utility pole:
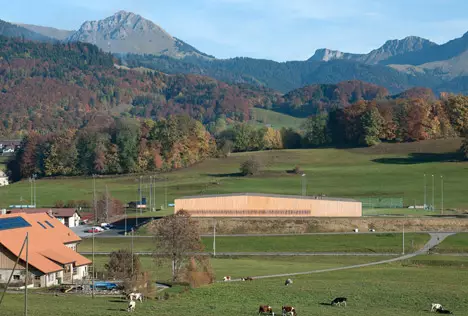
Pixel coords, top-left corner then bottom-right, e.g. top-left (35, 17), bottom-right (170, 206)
top-left (213, 219), bottom-right (216, 257)
top-left (33, 174), bottom-right (36, 207)
top-left (164, 177), bottom-right (168, 210)
top-left (105, 185), bottom-right (109, 223)
top-left (432, 174), bottom-right (435, 211)
top-left (29, 178), bottom-right (33, 207)
top-left (24, 232), bottom-right (29, 316)
top-left (92, 174), bottom-right (96, 299)
top-left (131, 228), bottom-right (134, 277)
top-left (441, 176), bottom-right (444, 215)
top-left (149, 176), bottom-right (153, 212)
top-left (423, 174), bottom-right (426, 210)
top-left (139, 176), bottom-right (142, 215)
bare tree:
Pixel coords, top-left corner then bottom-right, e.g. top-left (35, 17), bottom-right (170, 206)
top-left (95, 192), bottom-right (124, 223)
top-left (104, 249), bottom-right (141, 280)
top-left (153, 210), bottom-right (205, 282)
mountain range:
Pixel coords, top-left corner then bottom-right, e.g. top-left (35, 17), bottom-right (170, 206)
top-left (1, 11), bottom-right (468, 95)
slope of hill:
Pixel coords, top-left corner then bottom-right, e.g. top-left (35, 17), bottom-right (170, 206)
top-left (249, 108), bottom-right (306, 129)
top-left (270, 80), bottom-right (389, 117)
top-left (17, 23), bottom-right (74, 40)
top-left (67, 11), bottom-right (212, 58)
top-left (124, 54), bottom-right (442, 94)
top-left (0, 19), bottom-right (53, 42)
top-left (0, 36), bottom-right (275, 137)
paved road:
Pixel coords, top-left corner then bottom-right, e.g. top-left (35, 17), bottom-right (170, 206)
top-left (222, 232), bottom-right (454, 282)
top-left (81, 231), bottom-right (463, 239)
top-left (79, 251), bottom-right (398, 256)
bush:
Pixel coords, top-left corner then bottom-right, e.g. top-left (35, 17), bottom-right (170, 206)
top-left (55, 200), bottom-right (65, 208)
top-left (460, 138), bottom-right (468, 160)
top-left (240, 156), bottom-right (262, 176)
top-left (290, 165), bottom-right (303, 174)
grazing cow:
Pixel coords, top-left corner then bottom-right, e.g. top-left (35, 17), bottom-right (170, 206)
top-left (436, 308), bottom-right (453, 314)
top-left (258, 305), bottom-right (274, 315)
top-left (285, 278), bottom-right (293, 286)
top-left (127, 293), bottom-right (143, 302)
top-left (127, 300), bottom-right (136, 312)
top-left (242, 277), bottom-right (254, 281)
top-left (369, 228), bottom-right (376, 232)
top-left (331, 297), bottom-right (347, 307)
top-left (223, 276), bottom-right (231, 281)
top-left (281, 306), bottom-right (296, 316)
top-left (432, 303), bottom-right (443, 312)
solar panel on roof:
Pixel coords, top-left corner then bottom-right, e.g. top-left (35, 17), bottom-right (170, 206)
top-left (0, 217), bottom-right (31, 231)
top-left (37, 221), bottom-right (47, 229)
top-left (45, 220), bottom-right (54, 228)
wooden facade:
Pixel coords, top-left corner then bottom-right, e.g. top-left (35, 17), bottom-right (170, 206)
top-left (175, 194), bottom-right (362, 217)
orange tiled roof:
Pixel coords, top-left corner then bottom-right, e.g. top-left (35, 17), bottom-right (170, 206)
top-left (0, 213), bottom-right (91, 274)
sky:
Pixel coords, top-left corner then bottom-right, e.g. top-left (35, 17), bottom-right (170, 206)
top-left (1, 0), bottom-right (468, 61)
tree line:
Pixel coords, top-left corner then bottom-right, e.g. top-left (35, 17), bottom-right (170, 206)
top-left (215, 94), bottom-right (468, 158)
top-left (8, 115), bottom-right (215, 180)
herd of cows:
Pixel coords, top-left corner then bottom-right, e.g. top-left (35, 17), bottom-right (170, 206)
top-left (122, 277), bottom-right (454, 314)
top-left (221, 276), bottom-right (454, 315)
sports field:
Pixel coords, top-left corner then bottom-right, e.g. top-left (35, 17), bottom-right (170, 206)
top-left (78, 234), bottom-right (429, 254)
top-left (3, 258), bottom-right (468, 316)
top-left (0, 138), bottom-right (465, 212)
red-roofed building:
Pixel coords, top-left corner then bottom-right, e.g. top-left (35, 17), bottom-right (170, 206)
top-left (0, 213), bottom-right (91, 288)
top-left (9, 208), bottom-right (81, 227)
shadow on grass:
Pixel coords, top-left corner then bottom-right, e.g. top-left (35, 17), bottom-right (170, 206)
top-left (372, 152), bottom-right (461, 165)
top-left (205, 172), bottom-right (243, 178)
top-left (319, 302), bottom-right (332, 306)
top-left (107, 308), bottom-right (127, 312)
top-left (109, 299), bottom-right (127, 303)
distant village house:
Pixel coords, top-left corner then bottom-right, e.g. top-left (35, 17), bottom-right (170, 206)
top-left (8, 208), bottom-right (81, 228)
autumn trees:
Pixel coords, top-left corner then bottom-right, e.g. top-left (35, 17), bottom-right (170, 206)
top-left (152, 211), bottom-right (213, 285)
top-left (9, 115), bottom-right (215, 180)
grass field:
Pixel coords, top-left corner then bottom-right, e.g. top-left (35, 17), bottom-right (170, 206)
top-left (433, 233), bottom-right (468, 253)
top-left (0, 138), bottom-right (466, 210)
top-left (89, 255), bottom-right (392, 281)
top-left (79, 233), bottom-right (429, 254)
top-left (362, 208), bottom-right (459, 216)
top-left (249, 107), bottom-right (306, 129)
top-left (3, 261), bottom-right (468, 316)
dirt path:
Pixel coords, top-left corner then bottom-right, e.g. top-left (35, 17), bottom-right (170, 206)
top-left (225, 232), bottom-right (454, 282)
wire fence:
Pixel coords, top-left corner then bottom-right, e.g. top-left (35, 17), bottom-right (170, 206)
top-left (358, 197), bottom-right (404, 209)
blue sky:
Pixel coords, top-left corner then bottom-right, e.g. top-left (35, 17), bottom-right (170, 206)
top-left (2, 0), bottom-right (468, 61)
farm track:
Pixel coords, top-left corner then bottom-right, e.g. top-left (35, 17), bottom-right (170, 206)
top-left (223, 232), bottom-right (454, 282)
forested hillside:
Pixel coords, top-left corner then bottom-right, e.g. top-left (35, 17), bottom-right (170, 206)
top-left (122, 54), bottom-right (447, 94)
top-left (0, 36), bottom-right (276, 137)
top-left (8, 115), bottom-right (215, 180)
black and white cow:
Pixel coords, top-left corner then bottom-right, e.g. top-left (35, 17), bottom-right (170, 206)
top-left (331, 297), bottom-right (347, 307)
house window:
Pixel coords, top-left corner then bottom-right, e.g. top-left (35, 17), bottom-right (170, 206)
top-left (13, 275), bottom-right (20, 280)
top-left (35, 276), bottom-right (40, 280)
top-left (73, 267), bottom-right (77, 275)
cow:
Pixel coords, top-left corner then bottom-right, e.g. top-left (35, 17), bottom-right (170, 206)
top-left (127, 300), bottom-right (136, 312)
top-left (436, 308), bottom-right (453, 314)
top-left (285, 278), bottom-right (293, 286)
top-left (432, 304), bottom-right (443, 312)
top-left (242, 277), bottom-right (254, 281)
top-left (258, 305), bottom-right (274, 315)
top-left (281, 306), bottom-right (296, 316)
top-left (127, 293), bottom-right (143, 302)
top-left (331, 297), bottom-right (347, 307)
top-left (223, 276), bottom-right (231, 281)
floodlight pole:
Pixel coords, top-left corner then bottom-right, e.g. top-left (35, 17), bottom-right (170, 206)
top-left (131, 228), bottom-right (134, 276)
top-left (139, 176), bottom-right (142, 215)
top-left (423, 174), bottom-right (426, 210)
top-left (301, 174), bottom-right (306, 196)
top-left (432, 174), bottom-right (435, 211)
top-left (149, 176), bottom-right (152, 212)
top-left (441, 176), bottom-right (444, 215)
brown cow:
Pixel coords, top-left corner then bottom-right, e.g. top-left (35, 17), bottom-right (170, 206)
top-left (258, 305), bottom-right (273, 315)
top-left (282, 306), bottom-right (296, 316)
top-left (223, 276), bottom-right (231, 281)
top-left (242, 277), bottom-right (254, 281)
